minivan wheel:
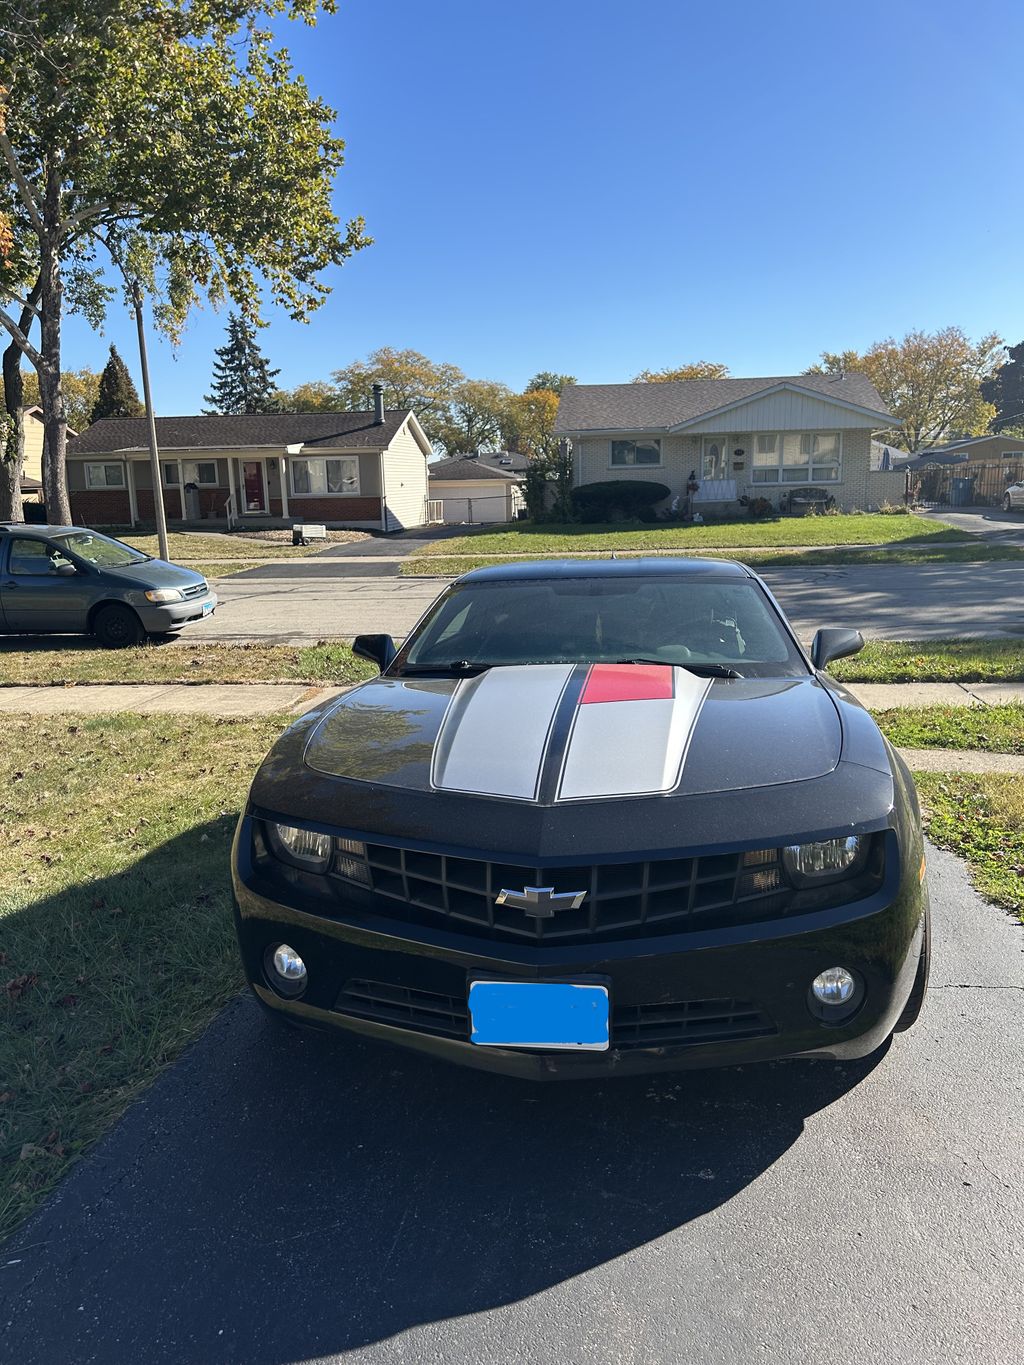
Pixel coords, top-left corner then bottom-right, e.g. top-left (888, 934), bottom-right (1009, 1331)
top-left (93, 603), bottom-right (144, 648)
top-left (1003, 494), bottom-right (1012, 512)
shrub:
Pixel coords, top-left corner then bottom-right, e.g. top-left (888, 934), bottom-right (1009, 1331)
top-left (876, 501), bottom-right (910, 515)
top-left (570, 479), bottom-right (670, 522)
top-left (746, 496), bottom-right (775, 520)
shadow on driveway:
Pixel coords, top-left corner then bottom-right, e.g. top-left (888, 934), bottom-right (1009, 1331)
top-left (1, 984), bottom-right (885, 1363)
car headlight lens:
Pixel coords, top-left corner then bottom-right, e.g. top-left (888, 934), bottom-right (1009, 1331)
top-left (144, 587), bottom-right (185, 603)
top-left (267, 822), bottom-right (333, 871)
top-left (783, 836), bottom-right (866, 886)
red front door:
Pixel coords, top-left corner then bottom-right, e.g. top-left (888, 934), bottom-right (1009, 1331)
top-left (242, 461), bottom-right (266, 513)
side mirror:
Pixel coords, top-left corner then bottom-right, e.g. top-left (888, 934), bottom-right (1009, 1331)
top-left (55, 562), bottom-right (78, 577)
top-left (352, 633), bottom-right (397, 672)
top-left (811, 627), bottom-right (864, 670)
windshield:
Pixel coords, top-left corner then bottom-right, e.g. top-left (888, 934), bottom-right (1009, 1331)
top-left (54, 531), bottom-right (150, 567)
top-left (399, 576), bottom-right (808, 678)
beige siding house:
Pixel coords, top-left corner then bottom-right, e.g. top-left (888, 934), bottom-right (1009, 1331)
top-left (66, 400), bottom-right (432, 531)
top-left (555, 374), bottom-right (907, 512)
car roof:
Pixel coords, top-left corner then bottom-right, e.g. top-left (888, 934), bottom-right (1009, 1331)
top-left (0, 523), bottom-right (79, 536)
top-left (458, 557), bottom-right (754, 584)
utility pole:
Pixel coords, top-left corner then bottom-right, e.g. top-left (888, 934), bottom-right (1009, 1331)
top-left (131, 279), bottom-right (170, 561)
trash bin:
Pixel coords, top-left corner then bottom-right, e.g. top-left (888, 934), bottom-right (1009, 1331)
top-left (184, 482), bottom-right (201, 519)
top-left (950, 477), bottom-right (975, 507)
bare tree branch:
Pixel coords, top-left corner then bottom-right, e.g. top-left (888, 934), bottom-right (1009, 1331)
top-left (0, 130), bottom-right (44, 235)
top-left (0, 302), bottom-right (43, 369)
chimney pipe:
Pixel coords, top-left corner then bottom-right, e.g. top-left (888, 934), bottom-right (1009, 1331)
top-left (372, 382), bottom-right (385, 425)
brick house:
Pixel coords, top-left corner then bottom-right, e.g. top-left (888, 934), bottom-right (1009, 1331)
top-left (66, 398), bottom-right (432, 532)
top-left (554, 373), bottom-right (908, 513)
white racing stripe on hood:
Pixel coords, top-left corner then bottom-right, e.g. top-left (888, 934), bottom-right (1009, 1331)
top-left (557, 668), bottom-right (712, 801)
top-left (431, 665), bottom-right (575, 800)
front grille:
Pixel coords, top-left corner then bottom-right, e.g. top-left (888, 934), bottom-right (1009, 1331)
top-left (344, 844), bottom-right (791, 944)
top-left (182, 581), bottom-right (208, 599)
top-left (335, 979), bottom-right (776, 1050)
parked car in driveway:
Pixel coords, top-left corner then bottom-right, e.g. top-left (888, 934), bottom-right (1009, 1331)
top-left (232, 558), bottom-right (930, 1079)
top-left (0, 524), bottom-right (216, 646)
top-left (1002, 480), bottom-right (1024, 512)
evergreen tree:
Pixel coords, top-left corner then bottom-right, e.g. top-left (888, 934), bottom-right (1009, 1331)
top-left (982, 341), bottom-right (1024, 431)
top-left (89, 346), bottom-right (143, 424)
top-left (204, 314), bottom-right (281, 414)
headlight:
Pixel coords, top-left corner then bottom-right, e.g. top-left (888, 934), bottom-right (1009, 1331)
top-left (783, 836), bottom-right (867, 886)
top-left (267, 822), bottom-right (333, 871)
top-left (144, 587), bottom-right (185, 603)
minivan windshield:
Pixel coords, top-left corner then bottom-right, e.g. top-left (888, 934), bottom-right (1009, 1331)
top-left (399, 576), bottom-right (808, 679)
top-left (53, 531), bottom-right (151, 567)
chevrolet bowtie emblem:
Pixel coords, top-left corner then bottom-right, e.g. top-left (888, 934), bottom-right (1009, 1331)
top-left (495, 885), bottom-right (588, 918)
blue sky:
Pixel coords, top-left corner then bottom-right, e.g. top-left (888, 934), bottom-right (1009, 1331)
top-left (62, 0), bottom-right (1024, 411)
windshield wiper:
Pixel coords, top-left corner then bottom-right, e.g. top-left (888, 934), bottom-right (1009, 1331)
top-left (614, 658), bottom-right (743, 679)
top-left (398, 660), bottom-right (494, 676)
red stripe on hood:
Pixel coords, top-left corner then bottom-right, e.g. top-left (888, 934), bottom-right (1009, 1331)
top-left (580, 664), bottom-right (674, 704)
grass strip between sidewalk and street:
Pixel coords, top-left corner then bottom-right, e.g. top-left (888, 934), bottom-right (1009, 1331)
top-left (0, 713), bottom-right (285, 1243)
top-left (831, 638), bottom-right (1024, 684)
top-left (913, 772), bottom-right (1024, 919)
top-left (0, 641), bottom-right (377, 687)
top-left (874, 705), bottom-right (1024, 753)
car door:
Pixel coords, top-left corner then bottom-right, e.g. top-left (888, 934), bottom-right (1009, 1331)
top-left (0, 535), bottom-right (93, 633)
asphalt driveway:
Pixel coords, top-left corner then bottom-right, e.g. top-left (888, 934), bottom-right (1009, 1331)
top-left (2, 845), bottom-right (1021, 1365)
top-left (182, 560), bottom-right (1024, 644)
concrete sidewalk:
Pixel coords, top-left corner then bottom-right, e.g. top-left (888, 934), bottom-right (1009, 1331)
top-left (0, 682), bottom-right (348, 716)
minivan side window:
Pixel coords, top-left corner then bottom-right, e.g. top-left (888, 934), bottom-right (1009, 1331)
top-left (8, 539), bottom-right (55, 575)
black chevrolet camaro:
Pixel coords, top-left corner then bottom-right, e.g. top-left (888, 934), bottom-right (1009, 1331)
top-left (231, 558), bottom-right (930, 1078)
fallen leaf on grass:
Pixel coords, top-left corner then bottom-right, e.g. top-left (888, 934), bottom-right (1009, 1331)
top-left (5, 974), bottom-right (40, 1000)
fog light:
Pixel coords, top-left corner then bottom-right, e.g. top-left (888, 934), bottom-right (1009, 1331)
top-left (811, 966), bottom-right (856, 1005)
top-left (265, 942), bottom-right (307, 998)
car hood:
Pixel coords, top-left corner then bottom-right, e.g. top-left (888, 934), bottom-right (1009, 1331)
top-left (98, 559), bottom-right (207, 590)
top-left (303, 664), bottom-right (843, 803)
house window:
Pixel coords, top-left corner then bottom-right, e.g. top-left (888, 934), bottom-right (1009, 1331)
top-left (163, 460), bottom-right (218, 486)
top-left (751, 433), bottom-right (841, 484)
top-left (85, 462), bottom-right (125, 489)
top-left (611, 439), bottom-right (661, 467)
top-left (1002, 451), bottom-right (1024, 461)
top-left (290, 456), bottom-right (360, 496)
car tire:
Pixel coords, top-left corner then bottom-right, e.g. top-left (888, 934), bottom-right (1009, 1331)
top-left (93, 603), bottom-right (145, 649)
top-left (1003, 494), bottom-right (1012, 512)
top-left (893, 908), bottom-right (931, 1033)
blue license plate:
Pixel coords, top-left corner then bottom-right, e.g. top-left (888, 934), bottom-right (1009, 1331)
top-left (468, 980), bottom-right (610, 1050)
top-left (202, 601), bottom-right (214, 617)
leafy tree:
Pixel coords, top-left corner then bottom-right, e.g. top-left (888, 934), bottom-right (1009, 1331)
top-left (0, 0), bottom-right (368, 523)
top-left (273, 379), bottom-right (345, 412)
top-left (331, 347), bottom-right (463, 444)
top-left (525, 371), bottom-right (576, 397)
top-left (204, 313), bottom-right (280, 414)
top-left (808, 329), bottom-right (1002, 451)
top-left (435, 379), bottom-right (512, 455)
top-left (982, 341), bottom-right (1024, 431)
top-left (19, 367), bottom-right (102, 434)
top-left (503, 387), bottom-right (560, 459)
top-left (90, 346), bottom-right (142, 423)
top-left (633, 362), bottom-right (730, 382)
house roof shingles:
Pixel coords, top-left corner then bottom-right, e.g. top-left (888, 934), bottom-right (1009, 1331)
top-left (69, 410), bottom-right (414, 455)
top-left (428, 457), bottom-right (522, 482)
top-left (554, 373), bottom-right (893, 433)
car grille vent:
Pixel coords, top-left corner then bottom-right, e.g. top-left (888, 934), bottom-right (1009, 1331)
top-left (341, 844), bottom-right (793, 944)
top-left (334, 979), bottom-right (776, 1050)
top-left (181, 581), bottom-right (208, 599)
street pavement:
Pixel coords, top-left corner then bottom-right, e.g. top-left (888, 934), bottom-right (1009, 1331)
top-left (181, 558), bottom-right (1024, 644)
top-left (1, 844), bottom-right (1021, 1365)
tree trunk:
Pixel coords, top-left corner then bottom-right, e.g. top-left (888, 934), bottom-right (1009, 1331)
top-left (0, 276), bottom-right (43, 522)
top-left (39, 167), bottom-right (71, 526)
top-left (0, 338), bottom-right (26, 522)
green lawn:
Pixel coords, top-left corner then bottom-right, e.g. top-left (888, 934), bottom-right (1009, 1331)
top-left (399, 542), bottom-right (1024, 577)
top-left (833, 639), bottom-right (1024, 684)
top-left (915, 772), bottom-right (1024, 919)
top-left (410, 514), bottom-right (963, 559)
top-left (876, 705), bottom-right (1024, 753)
top-left (0, 712), bottom-right (285, 1241)
top-left (0, 641), bottom-right (376, 686)
top-left (117, 530), bottom-right (367, 561)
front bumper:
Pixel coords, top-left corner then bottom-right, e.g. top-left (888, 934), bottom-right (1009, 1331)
top-left (136, 592), bottom-right (217, 632)
top-left (232, 818), bottom-right (926, 1079)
